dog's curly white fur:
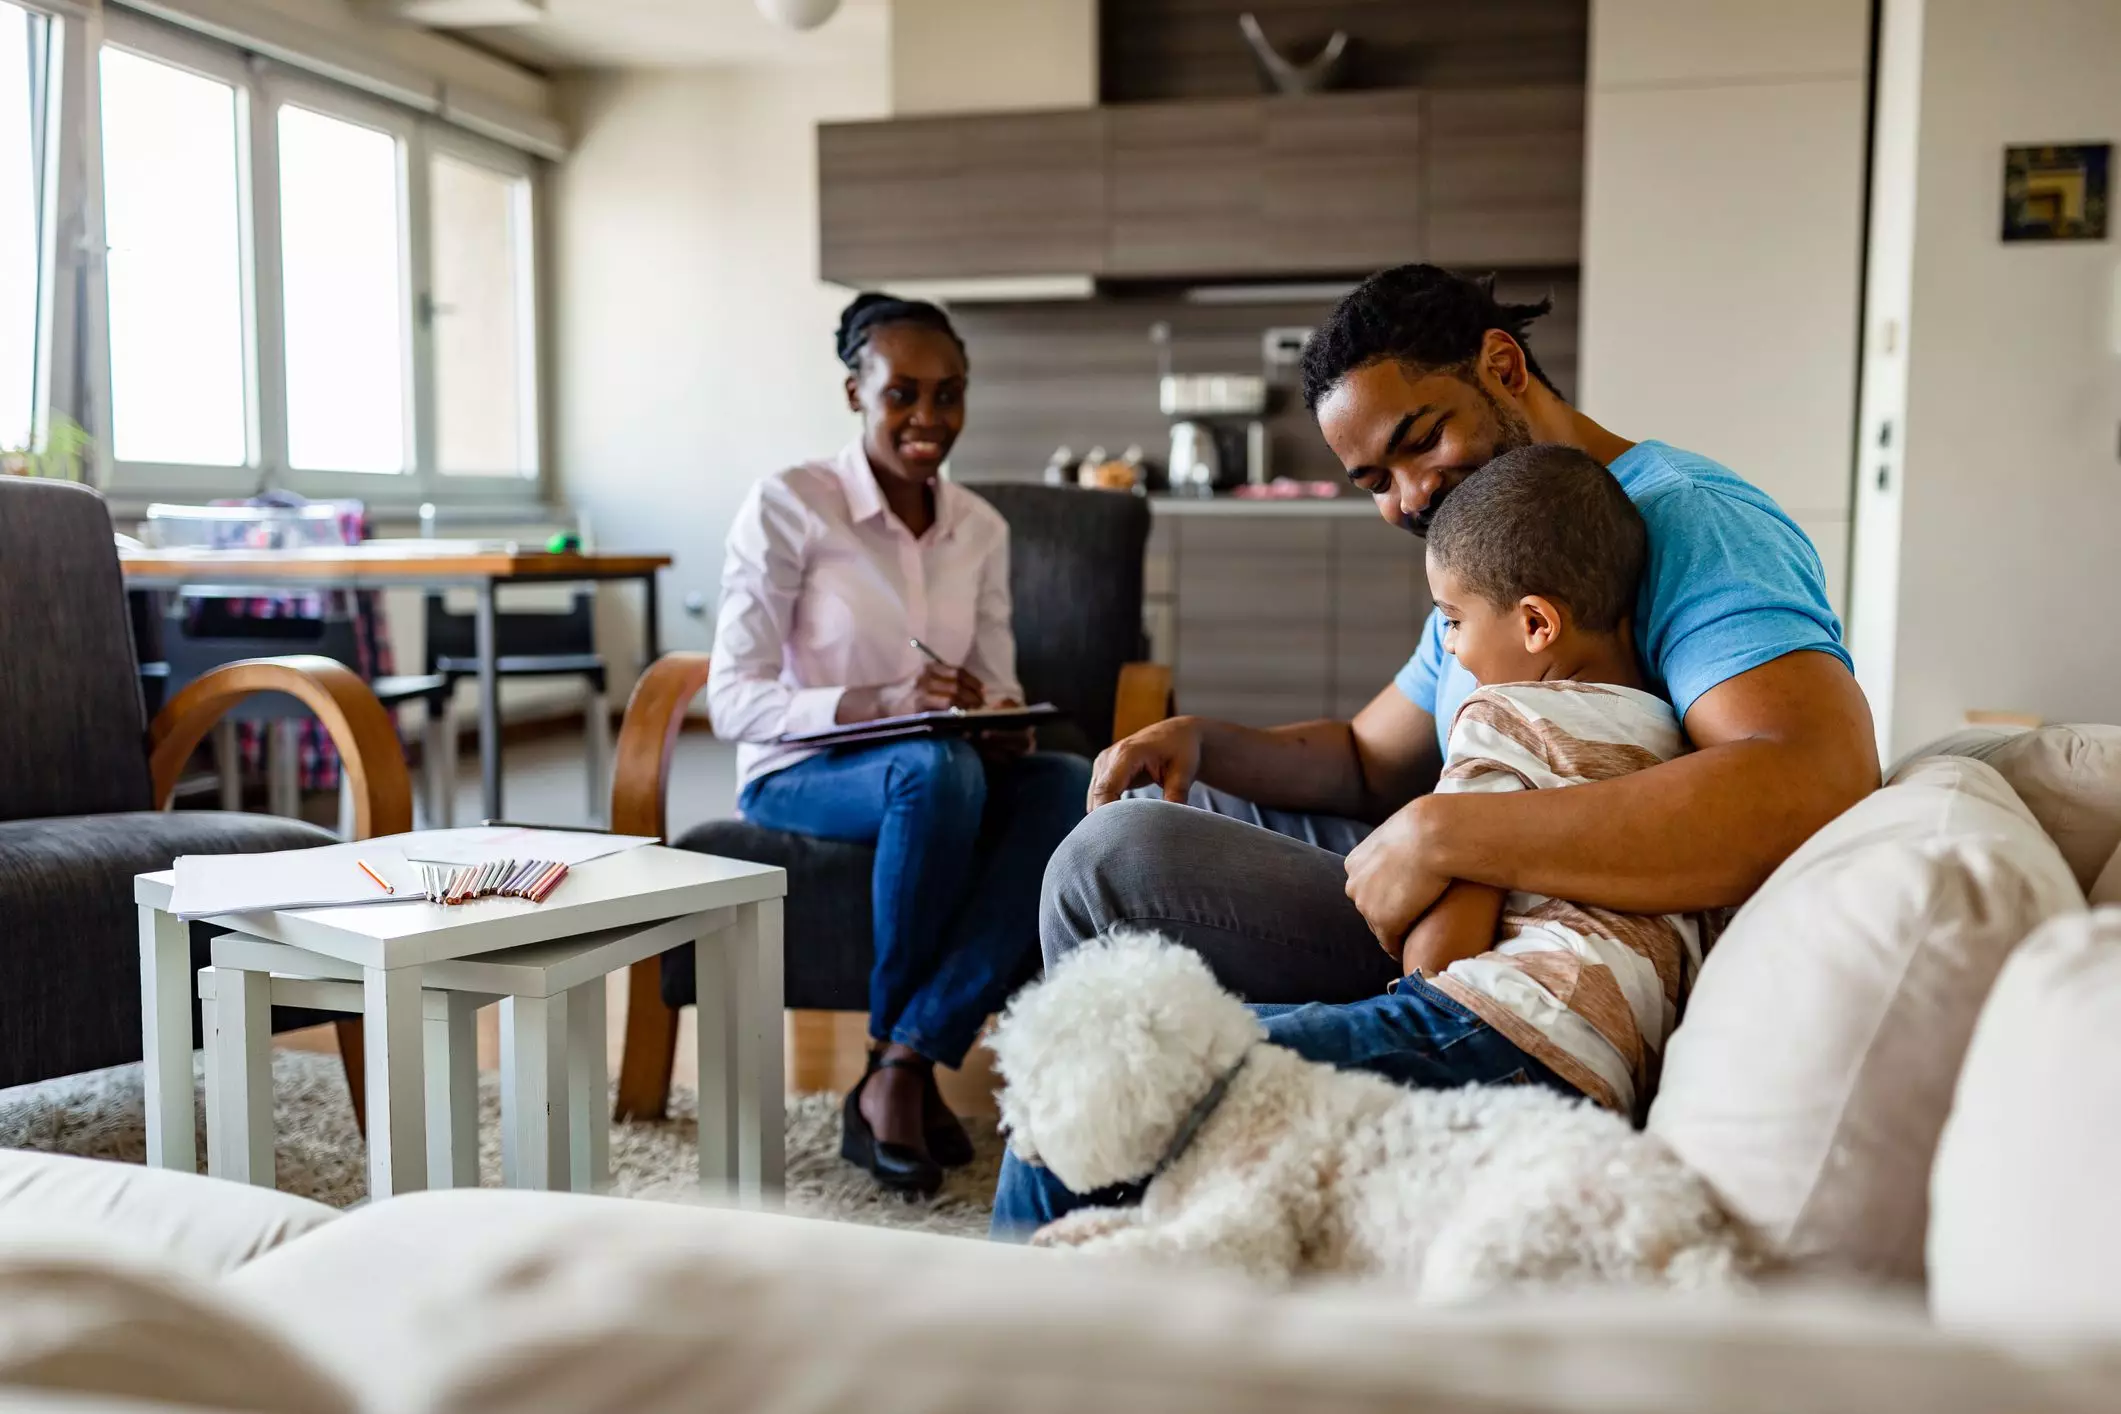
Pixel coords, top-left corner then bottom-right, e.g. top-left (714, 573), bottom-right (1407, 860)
top-left (991, 932), bottom-right (1759, 1299)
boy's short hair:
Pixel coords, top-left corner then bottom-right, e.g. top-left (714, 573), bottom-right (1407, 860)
top-left (1426, 444), bottom-right (1646, 632)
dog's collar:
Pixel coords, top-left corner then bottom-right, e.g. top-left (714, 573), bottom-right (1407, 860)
top-left (1150, 1048), bottom-right (1252, 1181)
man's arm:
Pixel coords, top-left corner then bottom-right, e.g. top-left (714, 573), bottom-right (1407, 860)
top-left (1368, 652), bottom-right (1877, 926)
top-left (1087, 684), bottom-right (1442, 818)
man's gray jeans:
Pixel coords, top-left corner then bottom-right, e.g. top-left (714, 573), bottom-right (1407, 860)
top-left (1037, 783), bottom-right (1403, 1003)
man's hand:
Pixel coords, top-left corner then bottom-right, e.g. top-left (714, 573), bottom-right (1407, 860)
top-left (1088, 716), bottom-right (1205, 810)
top-left (1343, 799), bottom-right (1451, 953)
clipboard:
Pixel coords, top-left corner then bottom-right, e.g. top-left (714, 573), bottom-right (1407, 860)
top-left (778, 702), bottom-right (1064, 750)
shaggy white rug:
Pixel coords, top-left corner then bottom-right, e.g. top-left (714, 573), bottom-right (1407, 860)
top-left (0, 1050), bottom-right (1002, 1239)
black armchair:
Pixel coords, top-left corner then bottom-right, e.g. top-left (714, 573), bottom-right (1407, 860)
top-left (0, 479), bottom-right (412, 1098)
top-left (607, 484), bottom-right (1172, 1119)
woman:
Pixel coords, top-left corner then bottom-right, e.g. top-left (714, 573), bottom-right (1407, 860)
top-left (707, 293), bottom-right (1092, 1195)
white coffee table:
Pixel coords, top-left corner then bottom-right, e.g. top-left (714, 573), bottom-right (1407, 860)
top-left (137, 844), bottom-right (786, 1201)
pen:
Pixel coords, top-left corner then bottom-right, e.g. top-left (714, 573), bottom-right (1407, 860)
top-left (356, 859), bottom-right (394, 895)
top-left (478, 819), bottom-right (627, 836)
top-left (909, 637), bottom-right (950, 668)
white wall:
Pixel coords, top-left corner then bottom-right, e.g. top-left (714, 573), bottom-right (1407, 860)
top-left (888, 0), bottom-right (1095, 115)
top-left (550, 3), bottom-right (1097, 720)
top-left (551, 59), bottom-right (890, 693)
top-left (1854, 0), bottom-right (2121, 754)
top-left (1579, 0), bottom-right (1872, 614)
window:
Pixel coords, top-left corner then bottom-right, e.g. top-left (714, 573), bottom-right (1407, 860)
top-left (430, 149), bottom-right (536, 477)
top-left (86, 16), bottom-right (545, 500)
top-left (99, 45), bottom-right (250, 467)
top-left (0, 1), bottom-right (50, 453)
top-left (277, 104), bottom-right (408, 473)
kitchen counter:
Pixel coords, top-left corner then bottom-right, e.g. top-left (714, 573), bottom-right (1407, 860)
top-left (1146, 493), bottom-right (1378, 518)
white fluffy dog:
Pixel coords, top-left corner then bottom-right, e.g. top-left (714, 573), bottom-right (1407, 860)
top-left (991, 931), bottom-right (1758, 1299)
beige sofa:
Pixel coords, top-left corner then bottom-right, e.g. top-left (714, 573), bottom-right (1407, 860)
top-left (4, 726), bottom-right (2121, 1413)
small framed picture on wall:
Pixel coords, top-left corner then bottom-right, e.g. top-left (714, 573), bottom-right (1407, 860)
top-left (2001, 142), bottom-right (2110, 242)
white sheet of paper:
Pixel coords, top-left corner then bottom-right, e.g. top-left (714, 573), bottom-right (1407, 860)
top-left (404, 827), bottom-right (657, 868)
top-left (169, 845), bottom-right (420, 921)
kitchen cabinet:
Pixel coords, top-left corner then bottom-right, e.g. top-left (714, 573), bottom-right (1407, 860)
top-left (1143, 505), bottom-right (1432, 730)
top-left (1106, 92), bottom-right (1425, 278)
top-left (1424, 86), bottom-right (1585, 268)
top-left (1259, 92), bottom-right (1425, 275)
top-left (1331, 511), bottom-right (1433, 719)
top-left (817, 108), bottom-right (1106, 283)
top-left (816, 86), bottom-right (1580, 286)
top-left (1171, 516), bottom-right (1336, 724)
top-left (1104, 100), bottom-right (1267, 278)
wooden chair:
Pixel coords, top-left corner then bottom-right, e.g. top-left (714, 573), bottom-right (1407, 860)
top-left (0, 479), bottom-right (410, 1107)
top-left (607, 484), bottom-right (1175, 1120)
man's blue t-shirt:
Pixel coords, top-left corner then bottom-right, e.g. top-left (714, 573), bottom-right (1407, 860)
top-left (1394, 440), bottom-right (1850, 753)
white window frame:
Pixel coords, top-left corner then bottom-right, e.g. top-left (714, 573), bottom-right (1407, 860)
top-left (421, 120), bottom-right (542, 487)
top-left (266, 65), bottom-right (421, 494)
top-left (92, 16), bottom-right (260, 495)
top-left (86, 10), bottom-right (545, 510)
top-left (11, 1), bottom-right (66, 456)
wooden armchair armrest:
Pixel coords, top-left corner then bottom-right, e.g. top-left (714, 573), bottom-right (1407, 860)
top-left (610, 652), bottom-right (713, 839)
top-left (1111, 661), bottom-right (1174, 744)
top-left (147, 655), bottom-right (412, 839)
top-left (610, 651), bottom-right (713, 1121)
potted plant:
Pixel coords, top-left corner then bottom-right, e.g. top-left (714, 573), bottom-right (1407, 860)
top-left (1, 413), bottom-right (91, 480)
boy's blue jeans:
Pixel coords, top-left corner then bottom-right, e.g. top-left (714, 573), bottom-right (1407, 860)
top-left (741, 739), bottom-right (1090, 1068)
top-left (989, 975), bottom-right (1579, 1237)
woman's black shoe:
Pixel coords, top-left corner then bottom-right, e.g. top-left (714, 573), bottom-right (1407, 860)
top-left (841, 1057), bottom-right (943, 1196)
top-left (922, 1067), bottom-right (975, 1169)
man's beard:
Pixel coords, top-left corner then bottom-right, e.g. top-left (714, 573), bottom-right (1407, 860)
top-left (1407, 387), bottom-right (1534, 537)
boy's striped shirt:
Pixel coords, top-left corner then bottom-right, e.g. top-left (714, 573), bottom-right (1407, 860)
top-left (1426, 682), bottom-right (1708, 1118)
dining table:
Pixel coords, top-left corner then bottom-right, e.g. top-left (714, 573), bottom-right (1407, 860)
top-left (119, 545), bottom-right (673, 821)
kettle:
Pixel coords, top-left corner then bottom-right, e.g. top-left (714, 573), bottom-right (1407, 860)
top-left (1167, 421), bottom-right (1220, 497)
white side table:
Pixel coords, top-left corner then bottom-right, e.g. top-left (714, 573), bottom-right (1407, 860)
top-left (138, 845), bottom-right (787, 1201)
top-left (198, 966), bottom-right (492, 1189)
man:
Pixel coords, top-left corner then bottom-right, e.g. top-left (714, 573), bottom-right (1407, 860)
top-left (989, 264), bottom-right (1878, 1236)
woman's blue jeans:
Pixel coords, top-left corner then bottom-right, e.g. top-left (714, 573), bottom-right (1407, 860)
top-left (740, 740), bottom-right (1090, 1068)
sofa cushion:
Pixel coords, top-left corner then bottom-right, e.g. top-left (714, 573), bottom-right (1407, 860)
top-left (0, 1149), bottom-right (336, 1280)
top-left (221, 1189), bottom-right (2121, 1414)
top-left (2089, 842), bottom-right (2121, 907)
top-left (1647, 757), bottom-right (2084, 1283)
top-left (0, 810), bottom-right (336, 1090)
top-left (1929, 908), bottom-right (2121, 1335)
top-left (0, 1247), bottom-right (350, 1413)
top-left (1893, 724), bottom-right (2121, 894)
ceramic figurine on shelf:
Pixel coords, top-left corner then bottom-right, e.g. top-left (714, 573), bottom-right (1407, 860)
top-left (1240, 12), bottom-right (1349, 95)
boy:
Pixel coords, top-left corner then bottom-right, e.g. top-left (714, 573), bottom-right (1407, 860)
top-left (1397, 442), bottom-right (1704, 1117)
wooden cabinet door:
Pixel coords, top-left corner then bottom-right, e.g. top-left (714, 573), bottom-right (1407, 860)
top-left (1260, 92), bottom-right (1425, 276)
top-left (818, 109), bottom-right (1106, 284)
top-left (1423, 85), bottom-right (1585, 268)
top-left (1330, 515), bottom-right (1432, 720)
top-left (1104, 99), bottom-right (1266, 278)
top-left (1170, 517), bottom-right (1334, 727)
